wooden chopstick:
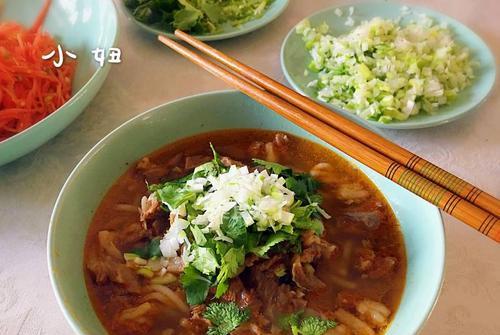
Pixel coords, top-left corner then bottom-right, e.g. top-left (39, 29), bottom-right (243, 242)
top-left (174, 29), bottom-right (500, 219)
top-left (157, 34), bottom-right (499, 242)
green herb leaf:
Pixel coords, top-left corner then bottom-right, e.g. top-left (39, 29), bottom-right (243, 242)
top-left (204, 302), bottom-right (250, 335)
top-left (215, 246), bottom-right (245, 297)
top-left (252, 158), bottom-right (291, 175)
top-left (173, 7), bottom-right (203, 30)
top-left (180, 265), bottom-right (212, 305)
top-left (250, 232), bottom-right (292, 257)
top-left (221, 207), bottom-right (247, 246)
top-left (193, 161), bottom-right (218, 178)
top-left (292, 203), bottom-right (325, 235)
top-left (129, 238), bottom-right (162, 259)
top-left (155, 183), bottom-right (196, 209)
top-left (280, 312), bottom-right (336, 335)
top-left (299, 316), bottom-right (337, 335)
top-left (210, 143), bottom-right (226, 174)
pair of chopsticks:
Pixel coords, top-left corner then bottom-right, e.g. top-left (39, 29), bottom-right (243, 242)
top-left (158, 30), bottom-right (499, 243)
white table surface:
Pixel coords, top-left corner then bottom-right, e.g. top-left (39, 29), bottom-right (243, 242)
top-left (0, 0), bottom-right (499, 334)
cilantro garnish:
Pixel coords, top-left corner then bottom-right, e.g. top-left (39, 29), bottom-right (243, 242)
top-left (204, 302), bottom-right (250, 335)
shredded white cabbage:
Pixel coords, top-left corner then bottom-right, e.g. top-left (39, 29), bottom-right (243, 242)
top-left (296, 16), bottom-right (475, 123)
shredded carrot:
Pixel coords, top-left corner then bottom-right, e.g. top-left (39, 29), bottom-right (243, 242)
top-left (0, 0), bottom-right (76, 141)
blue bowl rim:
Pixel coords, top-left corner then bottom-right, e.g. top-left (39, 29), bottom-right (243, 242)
top-left (48, 89), bottom-right (445, 335)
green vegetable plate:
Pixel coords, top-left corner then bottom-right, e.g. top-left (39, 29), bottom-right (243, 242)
top-left (48, 90), bottom-right (444, 335)
top-left (281, 2), bottom-right (496, 129)
top-left (120, 0), bottom-right (289, 41)
top-left (0, 0), bottom-right (118, 166)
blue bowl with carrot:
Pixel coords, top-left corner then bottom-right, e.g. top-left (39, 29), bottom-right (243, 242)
top-left (0, 0), bottom-right (118, 166)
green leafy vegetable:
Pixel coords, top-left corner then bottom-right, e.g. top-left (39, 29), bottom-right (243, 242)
top-left (216, 247), bottom-right (245, 297)
top-left (191, 246), bottom-right (219, 275)
top-left (204, 302), bottom-right (250, 335)
top-left (299, 316), bottom-right (337, 335)
top-left (281, 312), bottom-right (337, 335)
top-left (129, 238), bottom-right (162, 259)
top-left (250, 231), bottom-right (294, 257)
top-left (221, 207), bottom-right (247, 246)
top-left (252, 158), bottom-right (290, 175)
top-left (292, 203), bottom-right (325, 235)
top-left (125, 0), bottom-right (275, 37)
top-left (155, 183), bottom-right (196, 209)
top-left (180, 265), bottom-right (212, 305)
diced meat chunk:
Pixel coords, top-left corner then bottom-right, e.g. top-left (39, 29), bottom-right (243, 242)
top-left (292, 257), bottom-right (326, 290)
top-left (179, 303), bottom-right (210, 335)
top-left (185, 155), bottom-right (211, 170)
top-left (273, 133), bottom-right (289, 149)
top-left (249, 255), bottom-right (307, 318)
top-left (248, 133), bottom-right (289, 162)
top-left (221, 156), bottom-right (244, 167)
top-left (140, 194), bottom-right (161, 225)
top-left (292, 231), bottom-right (338, 290)
top-left (136, 157), bottom-right (170, 183)
top-left (354, 242), bottom-right (397, 279)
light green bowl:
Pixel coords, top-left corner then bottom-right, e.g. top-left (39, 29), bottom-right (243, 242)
top-left (48, 91), bottom-right (444, 335)
top-left (119, 0), bottom-right (289, 41)
top-left (0, 0), bottom-right (118, 166)
top-left (281, 2), bottom-right (496, 129)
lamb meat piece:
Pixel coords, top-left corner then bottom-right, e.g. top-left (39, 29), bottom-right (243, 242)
top-left (135, 157), bottom-right (170, 184)
top-left (248, 132), bottom-right (289, 162)
top-left (221, 156), bottom-right (244, 167)
top-left (221, 278), bottom-right (254, 309)
top-left (354, 241), bottom-right (397, 279)
top-left (232, 323), bottom-right (273, 335)
top-left (248, 255), bottom-right (307, 318)
top-left (221, 278), bottom-right (271, 330)
top-left (179, 304), bottom-right (211, 335)
top-left (302, 230), bottom-right (338, 259)
top-left (185, 155), bottom-right (211, 170)
top-left (292, 231), bottom-right (338, 290)
top-left (273, 133), bottom-right (290, 149)
top-left (292, 258), bottom-right (326, 291)
top-left (139, 194), bottom-right (161, 224)
top-left (116, 223), bottom-right (151, 250)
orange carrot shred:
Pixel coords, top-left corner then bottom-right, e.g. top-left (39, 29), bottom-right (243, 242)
top-left (0, 0), bottom-right (76, 141)
top-left (30, 0), bottom-right (52, 33)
